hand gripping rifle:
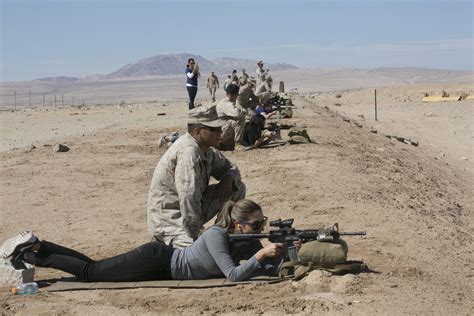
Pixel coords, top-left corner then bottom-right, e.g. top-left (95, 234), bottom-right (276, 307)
top-left (228, 219), bottom-right (366, 262)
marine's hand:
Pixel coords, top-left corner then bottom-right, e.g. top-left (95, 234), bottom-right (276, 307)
top-left (216, 175), bottom-right (234, 203)
top-left (255, 243), bottom-right (283, 262)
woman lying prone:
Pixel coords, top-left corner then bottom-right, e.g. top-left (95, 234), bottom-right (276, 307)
top-left (1, 199), bottom-right (300, 282)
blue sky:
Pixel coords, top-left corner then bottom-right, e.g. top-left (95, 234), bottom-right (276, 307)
top-left (1, 0), bottom-right (472, 81)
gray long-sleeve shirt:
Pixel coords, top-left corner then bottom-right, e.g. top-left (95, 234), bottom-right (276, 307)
top-left (171, 226), bottom-right (282, 282)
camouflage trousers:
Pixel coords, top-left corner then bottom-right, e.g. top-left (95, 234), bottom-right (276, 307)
top-left (219, 119), bottom-right (245, 150)
top-left (208, 86), bottom-right (217, 102)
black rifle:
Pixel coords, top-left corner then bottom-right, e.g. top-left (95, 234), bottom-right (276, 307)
top-left (228, 219), bottom-right (366, 262)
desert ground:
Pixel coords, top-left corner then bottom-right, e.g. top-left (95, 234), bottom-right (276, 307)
top-left (0, 72), bottom-right (473, 314)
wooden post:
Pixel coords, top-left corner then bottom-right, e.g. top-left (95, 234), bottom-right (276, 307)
top-left (61, 94), bottom-right (64, 107)
top-left (14, 91), bottom-right (17, 111)
top-left (279, 81), bottom-right (285, 93)
top-left (374, 89), bottom-right (378, 121)
top-left (29, 91), bottom-right (31, 108)
top-left (42, 93), bottom-right (45, 107)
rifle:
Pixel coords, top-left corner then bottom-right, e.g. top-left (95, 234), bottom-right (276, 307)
top-left (228, 219), bottom-right (366, 262)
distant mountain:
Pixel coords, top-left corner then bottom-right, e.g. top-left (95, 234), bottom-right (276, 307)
top-left (106, 53), bottom-right (298, 78)
top-left (33, 76), bottom-right (79, 83)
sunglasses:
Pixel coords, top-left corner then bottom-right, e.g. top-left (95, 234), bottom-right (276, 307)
top-left (239, 216), bottom-right (268, 230)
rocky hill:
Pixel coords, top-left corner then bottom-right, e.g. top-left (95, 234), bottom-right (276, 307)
top-left (107, 53), bottom-right (297, 78)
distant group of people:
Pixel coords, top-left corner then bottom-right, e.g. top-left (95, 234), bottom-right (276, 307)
top-left (0, 56), bottom-right (291, 285)
top-left (186, 58), bottom-right (273, 109)
top-left (183, 58), bottom-right (278, 152)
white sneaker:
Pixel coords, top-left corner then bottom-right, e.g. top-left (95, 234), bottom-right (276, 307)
top-left (158, 133), bottom-right (168, 148)
top-left (0, 231), bottom-right (37, 258)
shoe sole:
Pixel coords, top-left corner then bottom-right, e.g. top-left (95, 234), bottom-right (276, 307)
top-left (0, 231), bottom-right (37, 258)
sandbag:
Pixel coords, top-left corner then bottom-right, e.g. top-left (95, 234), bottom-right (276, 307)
top-left (299, 239), bottom-right (348, 267)
top-left (288, 135), bottom-right (310, 144)
top-left (288, 127), bottom-right (311, 142)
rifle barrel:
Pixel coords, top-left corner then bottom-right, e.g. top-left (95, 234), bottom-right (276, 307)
top-left (228, 233), bottom-right (269, 240)
top-left (339, 231), bottom-right (366, 236)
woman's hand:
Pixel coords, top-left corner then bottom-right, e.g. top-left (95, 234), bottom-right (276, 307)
top-left (255, 243), bottom-right (283, 262)
top-left (293, 239), bottom-right (302, 251)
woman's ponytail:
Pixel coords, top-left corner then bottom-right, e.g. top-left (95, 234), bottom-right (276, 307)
top-left (213, 199), bottom-right (262, 232)
top-left (214, 201), bottom-right (235, 230)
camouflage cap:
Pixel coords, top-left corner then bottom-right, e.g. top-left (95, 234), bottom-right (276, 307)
top-left (188, 105), bottom-right (226, 127)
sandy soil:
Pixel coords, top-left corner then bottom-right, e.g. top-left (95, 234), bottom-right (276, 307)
top-left (0, 82), bottom-right (473, 315)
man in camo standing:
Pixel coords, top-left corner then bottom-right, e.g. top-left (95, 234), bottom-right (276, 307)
top-left (206, 72), bottom-right (220, 102)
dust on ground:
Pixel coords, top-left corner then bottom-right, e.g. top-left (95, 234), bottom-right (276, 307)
top-left (0, 84), bottom-right (473, 315)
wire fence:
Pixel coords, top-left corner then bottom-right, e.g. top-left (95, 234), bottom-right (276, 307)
top-left (0, 91), bottom-right (177, 111)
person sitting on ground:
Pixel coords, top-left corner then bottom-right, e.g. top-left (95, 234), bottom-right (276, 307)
top-left (239, 69), bottom-right (249, 87)
top-left (231, 69), bottom-right (240, 87)
top-left (148, 105), bottom-right (246, 248)
top-left (255, 95), bottom-right (277, 119)
top-left (216, 84), bottom-right (247, 151)
top-left (158, 131), bottom-right (180, 148)
top-left (1, 200), bottom-right (301, 282)
top-left (223, 75), bottom-right (232, 91)
top-left (240, 114), bottom-right (279, 149)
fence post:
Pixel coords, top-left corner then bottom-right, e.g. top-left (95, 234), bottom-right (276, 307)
top-left (42, 93), bottom-right (45, 107)
top-left (374, 89), bottom-right (378, 121)
top-left (14, 90), bottom-right (17, 111)
top-left (29, 91), bottom-right (31, 108)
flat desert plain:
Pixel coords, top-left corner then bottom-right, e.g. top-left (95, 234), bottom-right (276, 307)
top-left (0, 71), bottom-right (473, 315)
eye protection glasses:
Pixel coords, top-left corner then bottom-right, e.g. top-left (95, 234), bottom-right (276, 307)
top-left (239, 216), bottom-right (268, 230)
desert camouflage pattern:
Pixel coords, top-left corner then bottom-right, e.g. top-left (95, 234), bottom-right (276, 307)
top-left (216, 98), bottom-right (246, 145)
top-left (147, 133), bottom-right (245, 248)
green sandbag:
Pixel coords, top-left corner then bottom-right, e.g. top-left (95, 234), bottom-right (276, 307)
top-left (298, 239), bottom-right (348, 267)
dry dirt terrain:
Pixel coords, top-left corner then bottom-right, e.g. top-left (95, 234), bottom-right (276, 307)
top-left (0, 82), bottom-right (473, 315)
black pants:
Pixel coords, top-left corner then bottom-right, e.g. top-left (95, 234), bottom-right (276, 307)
top-left (28, 241), bottom-right (174, 282)
top-left (187, 86), bottom-right (198, 110)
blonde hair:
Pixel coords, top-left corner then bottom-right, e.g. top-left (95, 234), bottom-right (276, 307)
top-left (214, 199), bottom-right (262, 231)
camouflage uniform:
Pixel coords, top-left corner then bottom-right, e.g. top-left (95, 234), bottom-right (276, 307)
top-left (206, 73), bottom-right (219, 102)
top-left (231, 73), bottom-right (240, 86)
top-left (256, 79), bottom-right (272, 95)
top-left (216, 98), bottom-right (247, 150)
top-left (256, 65), bottom-right (269, 86)
top-left (239, 71), bottom-right (249, 86)
top-left (147, 133), bottom-right (245, 248)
